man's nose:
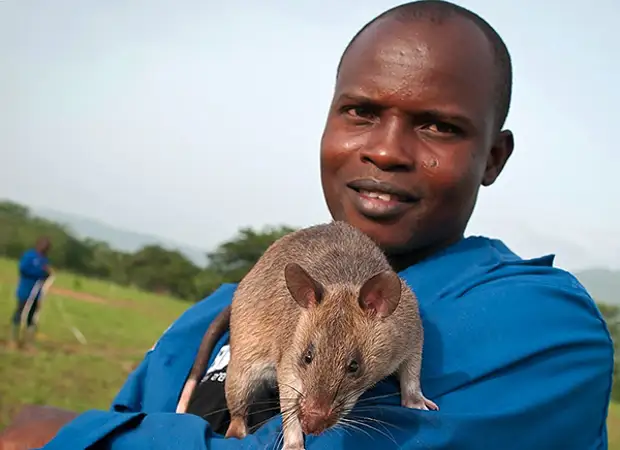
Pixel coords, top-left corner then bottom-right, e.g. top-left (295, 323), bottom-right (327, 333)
top-left (359, 117), bottom-right (415, 172)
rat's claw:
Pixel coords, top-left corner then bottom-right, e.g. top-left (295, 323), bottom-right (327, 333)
top-left (423, 396), bottom-right (439, 411)
top-left (402, 392), bottom-right (439, 411)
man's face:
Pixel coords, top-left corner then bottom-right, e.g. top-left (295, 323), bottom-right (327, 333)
top-left (320, 17), bottom-right (513, 257)
top-left (37, 239), bottom-right (51, 255)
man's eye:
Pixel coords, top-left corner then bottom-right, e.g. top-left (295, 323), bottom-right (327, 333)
top-left (343, 105), bottom-right (376, 120)
top-left (425, 122), bottom-right (461, 135)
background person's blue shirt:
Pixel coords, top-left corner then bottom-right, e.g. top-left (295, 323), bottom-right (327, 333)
top-left (16, 248), bottom-right (50, 303)
top-left (41, 236), bottom-right (614, 450)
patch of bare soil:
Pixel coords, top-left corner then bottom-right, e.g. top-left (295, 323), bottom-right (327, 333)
top-left (48, 287), bottom-right (108, 305)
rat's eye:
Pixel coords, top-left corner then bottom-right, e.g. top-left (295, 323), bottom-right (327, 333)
top-left (347, 360), bottom-right (359, 374)
top-left (302, 347), bottom-right (314, 365)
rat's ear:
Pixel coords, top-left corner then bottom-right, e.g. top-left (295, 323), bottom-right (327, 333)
top-left (285, 262), bottom-right (324, 309)
top-left (358, 270), bottom-right (402, 318)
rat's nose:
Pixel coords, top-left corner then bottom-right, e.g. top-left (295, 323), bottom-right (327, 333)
top-left (300, 408), bottom-right (331, 435)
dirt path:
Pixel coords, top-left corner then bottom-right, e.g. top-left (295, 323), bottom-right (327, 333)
top-left (0, 276), bottom-right (110, 305)
top-left (1, 276), bottom-right (185, 322)
top-left (46, 285), bottom-right (183, 323)
top-left (48, 287), bottom-right (108, 305)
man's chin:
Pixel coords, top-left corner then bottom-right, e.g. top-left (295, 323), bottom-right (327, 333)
top-left (344, 213), bottom-right (415, 254)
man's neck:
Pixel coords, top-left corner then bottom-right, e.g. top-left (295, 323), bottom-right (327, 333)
top-left (388, 235), bottom-right (465, 273)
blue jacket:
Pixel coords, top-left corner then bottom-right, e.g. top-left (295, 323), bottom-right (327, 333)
top-left (42, 237), bottom-right (613, 449)
top-left (16, 248), bottom-right (50, 303)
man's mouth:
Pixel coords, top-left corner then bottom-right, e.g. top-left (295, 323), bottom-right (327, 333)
top-left (346, 178), bottom-right (420, 218)
top-left (357, 189), bottom-right (404, 203)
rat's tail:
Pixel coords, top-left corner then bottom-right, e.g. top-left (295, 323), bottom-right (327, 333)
top-left (176, 305), bottom-right (232, 413)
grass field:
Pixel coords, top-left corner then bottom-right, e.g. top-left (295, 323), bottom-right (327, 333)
top-left (0, 257), bottom-right (190, 429)
top-left (609, 403), bottom-right (620, 449)
top-left (0, 257), bottom-right (617, 447)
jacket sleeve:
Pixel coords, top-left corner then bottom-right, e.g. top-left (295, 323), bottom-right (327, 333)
top-left (38, 318), bottom-right (239, 450)
top-left (19, 252), bottom-right (49, 279)
top-left (41, 272), bottom-right (614, 450)
top-left (40, 345), bottom-right (281, 450)
top-left (109, 349), bottom-right (152, 413)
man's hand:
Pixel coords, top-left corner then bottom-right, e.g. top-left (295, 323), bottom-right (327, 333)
top-left (0, 406), bottom-right (77, 450)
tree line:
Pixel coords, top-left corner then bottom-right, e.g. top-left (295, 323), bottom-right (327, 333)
top-left (1, 199), bottom-right (618, 401)
top-left (0, 200), bottom-right (295, 301)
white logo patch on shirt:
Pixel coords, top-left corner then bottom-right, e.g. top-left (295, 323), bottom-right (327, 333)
top-left (201, 345), bottom-right (230, 383)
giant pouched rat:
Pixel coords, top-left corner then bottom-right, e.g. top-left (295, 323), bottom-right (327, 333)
top-left (176, 221), bottom-right (437, 449)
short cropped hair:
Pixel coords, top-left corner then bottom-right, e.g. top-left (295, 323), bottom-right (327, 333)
top-left (337, 0), bottom-right (513, 130)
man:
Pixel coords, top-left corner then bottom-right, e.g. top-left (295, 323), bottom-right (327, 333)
top-left (29, 1), bottom-right (614, 449)
top-left (8, 236), bottom-right (53, 349)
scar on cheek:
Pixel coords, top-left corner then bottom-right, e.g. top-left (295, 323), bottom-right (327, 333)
top-left (423, 158), bottom-right (439, 169)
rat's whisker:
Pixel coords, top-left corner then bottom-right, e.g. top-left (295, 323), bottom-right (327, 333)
top-left (249, 414), bottom-right (281, 434)
top-left (279, 403), bottom-right (301, 429)
top-left (280, 383), bottom-right (305, 399)
top-left (272, 430), bottom-right (284, 450)
top-left (350, 414), bottom-right (407, 433)
top-left (356, 392), bottom-right (401, 403)
top-left (196, 397), bottom-right (297, 420)
top-left (344, 417), bottom-right (400, 448)
top-left (247, 405), bottom-right (285, 418)
top-left (338, 417), bottom-right (374, 440)
top-left (332, 423), bottom-right (353, 439)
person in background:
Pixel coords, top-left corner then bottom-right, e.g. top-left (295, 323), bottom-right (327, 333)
top-left (8, 236), bottom-right (53, 349)
top-left (2, 1), bottom-right (613, 449)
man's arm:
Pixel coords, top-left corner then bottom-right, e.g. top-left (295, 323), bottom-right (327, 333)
top-left (329, 270), bottom-right (613, 450)
top-left (41, 272), bottom-right (613, 450)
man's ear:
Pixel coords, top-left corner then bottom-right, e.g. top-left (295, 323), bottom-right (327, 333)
top-left (482, 129), bottom-right (514, 186)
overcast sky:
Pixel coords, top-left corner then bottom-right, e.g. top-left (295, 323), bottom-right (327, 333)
top-left (1, 0), bottom-right (618, 271)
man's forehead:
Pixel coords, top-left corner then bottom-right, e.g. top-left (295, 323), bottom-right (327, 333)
top-left (340, 16), bottom-right (492, 77)
top-left (337, 36), bottom-right (433, 96)
top-left (334, 17), bottom-right (496, 116)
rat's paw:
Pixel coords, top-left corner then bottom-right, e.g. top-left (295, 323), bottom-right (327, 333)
top-left (282, 436), bottom-right (305, 450)
top-left (282, 444), bottom-right (305, 450)
top-left (402, 393), bottom-right (439, 411)
top-left (225, 416), bottom-right (249, 440)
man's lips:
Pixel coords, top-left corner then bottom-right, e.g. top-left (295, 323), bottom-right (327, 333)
top-left (347, 178), bottom-right (420, 202)
top-left (346, 178), bottom-right (421, 218)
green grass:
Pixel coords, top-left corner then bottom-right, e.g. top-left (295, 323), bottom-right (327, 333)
top-left (609, 403), bottom-right (620, 450)
top-left (0, 257), bottom-right (190, 429)
top-left (0, 257), bottom-right (618, 447)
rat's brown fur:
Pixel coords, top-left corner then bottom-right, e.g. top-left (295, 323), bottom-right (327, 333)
top-left (177, 221), bottom-right (437, 450)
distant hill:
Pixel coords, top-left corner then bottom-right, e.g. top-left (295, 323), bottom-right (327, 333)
top-left (32, 207), bottom-right (209, 267)
top-left (25, 207), bottom-right (620, 305)
top-left (574, 268), bottom-right (620, 305)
